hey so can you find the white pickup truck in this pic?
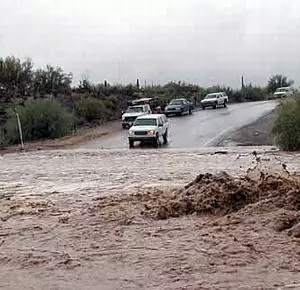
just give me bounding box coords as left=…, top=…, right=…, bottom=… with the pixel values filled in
left=273, top=87, right=294, bottom=99
left=200, top=92, right=229, bottom=110
left=128, top=114, right=168, bottom=148
left=121, top=104, right=152, bottom=129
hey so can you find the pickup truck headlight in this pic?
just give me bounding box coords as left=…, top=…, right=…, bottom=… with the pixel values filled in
left=129, top=130, right=134, bottom=136
left=147, top=130, right=155, bottom=136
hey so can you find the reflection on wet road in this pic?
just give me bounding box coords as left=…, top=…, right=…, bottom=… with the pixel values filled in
left=82, top=101, right=277, bottom=149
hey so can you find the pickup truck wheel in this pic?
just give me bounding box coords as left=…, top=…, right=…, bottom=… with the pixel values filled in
left=189, top=109, right=193, bottom=115
left=153, top=134, right=160, bottom=148
left=213, top=103, right=217, bottom=109
left=202, top=105, right=206, bottom=110
left=129, top=140, right=134, bottom=148
left=163, top=130, right=168, bottom=144
left=223, top=100, right=227, bottom=108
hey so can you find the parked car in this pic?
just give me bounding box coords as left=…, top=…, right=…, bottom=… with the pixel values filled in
left=273, top=87, right=294, bottom=99
left=128, top=114, right=168, bottom=148
left=201, top=92, right=228, bottom=109
left=121, top=104, right=152, bottom=129
left=164, top=98, right=193, bottom=117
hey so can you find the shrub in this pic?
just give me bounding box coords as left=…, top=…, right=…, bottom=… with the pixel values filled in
left=5, top=98, right=74, bottom=144
left=271, top=96, right=300, bottom=151
left=242, top=85, right=266, bottom=102
left=75, top=97, right=110, bottom=123
left=0, top=127, right=7, bottom=146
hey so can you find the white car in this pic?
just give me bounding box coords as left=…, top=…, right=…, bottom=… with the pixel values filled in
left=122, top=104, right=152, bottom=129
left=128, top=114, right=168, bottom=148
left=201, top=92, right=229, bottom=109
left=273, top=87, right=294, bottom=99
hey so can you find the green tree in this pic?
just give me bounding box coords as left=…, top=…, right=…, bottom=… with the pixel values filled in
left=267, top=74, right=294, bottom=93
left=0, top=56, right=34, bottom=97
left=34, top=65, right=72, bottom=97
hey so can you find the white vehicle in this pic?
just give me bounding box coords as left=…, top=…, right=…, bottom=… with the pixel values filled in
left=273, top=87, right=294, bottom=99
left=201, top=92, right=229, bottom=110
left=128, top=114, right=168, bottom=148
left=122, top=104, right=151, bottom=129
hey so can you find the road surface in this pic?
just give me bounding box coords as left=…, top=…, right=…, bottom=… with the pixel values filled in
left=82, top=101, right=277, bottom=149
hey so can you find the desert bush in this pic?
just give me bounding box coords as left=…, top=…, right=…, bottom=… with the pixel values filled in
left=0, top=127, right=7, bottom=146
left=5, top=98, right=74, bottom=144
left=242, top=84, right=266, bottom=102
left=75, top=97, right=111, bottom=123
left=271, top=96, right=300, bottom=151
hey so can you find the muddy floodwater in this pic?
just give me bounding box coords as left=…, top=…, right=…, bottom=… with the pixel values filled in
left=1, top=147, right=300, bottom=290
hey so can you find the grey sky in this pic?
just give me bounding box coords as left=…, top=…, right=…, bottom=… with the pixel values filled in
left=1, top=0, right=300, bottom=87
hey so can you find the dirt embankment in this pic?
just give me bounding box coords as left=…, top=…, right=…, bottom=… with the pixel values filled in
left=219, top=110, right=276, bottom=147
left=1, top=151, right=300, bottom=289
left=0, top=120, right=122, bottom=154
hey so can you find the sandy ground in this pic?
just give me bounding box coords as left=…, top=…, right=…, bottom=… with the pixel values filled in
left=0, top=120, right=122, bottom=154
left=218, top=111, right=276, bottom=147
left=1, top=148, right=300, bottom=289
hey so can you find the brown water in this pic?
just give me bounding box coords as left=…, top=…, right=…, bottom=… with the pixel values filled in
left=1, top=148, right=300, bottom=289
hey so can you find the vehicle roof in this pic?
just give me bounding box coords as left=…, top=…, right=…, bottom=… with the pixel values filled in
left=129, top=104, right=147, bottom=107
left=136, top=114, right=165, bottom=119
left=170, top=98, right=186, bottom=101
left=129, top=98, right=156, bottom=105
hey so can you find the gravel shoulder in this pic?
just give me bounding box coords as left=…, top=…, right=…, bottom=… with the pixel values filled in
left=218, top=110, right=276, bottom=147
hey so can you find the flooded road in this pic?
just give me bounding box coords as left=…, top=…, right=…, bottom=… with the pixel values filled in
left=1, top=148, right=300, bottom=289
left=82, top=101, right=277, bottom=149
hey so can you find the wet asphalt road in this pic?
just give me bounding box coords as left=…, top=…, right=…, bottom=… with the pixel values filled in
left=82, top=101, right=277, bottom=149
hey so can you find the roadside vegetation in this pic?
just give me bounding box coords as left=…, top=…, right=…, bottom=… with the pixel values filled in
left=271, top=95, right=300, bottom=151
left=0, top=55, right=298, bottom=149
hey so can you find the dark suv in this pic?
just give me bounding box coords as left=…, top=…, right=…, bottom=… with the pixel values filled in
left=164, top=98, right=193, bottom=117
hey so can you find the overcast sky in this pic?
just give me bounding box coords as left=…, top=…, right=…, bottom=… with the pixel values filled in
left=1, top=0, right=300, bottom=87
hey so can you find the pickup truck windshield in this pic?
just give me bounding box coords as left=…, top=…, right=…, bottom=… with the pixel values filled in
left=126, top=106, right=144, bottom=113
left=276, top=88, right=289, bottom=93
left=205, top=94, right=217, bottom=99
left=134, top=118, right=157, bottom=126
left=170, top=100, right=183, bottom=105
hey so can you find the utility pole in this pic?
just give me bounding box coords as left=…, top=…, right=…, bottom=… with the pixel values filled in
left=136, top=78, right=140, bottom=90
left=241, top=75, right=245, bottom=89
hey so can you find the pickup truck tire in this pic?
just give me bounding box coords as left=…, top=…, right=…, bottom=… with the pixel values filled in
left=153, top=134, right=160, bottom=148
left=202, top=105, right=206, bottom=110
left=163, top=130, right=168, bottom=144
left=129, top=140, right=134, bottom=148
left=189, top=108, right=193, bottom=115
left=223, top=100, right=227, bottom=108
left=213, top=102, right=217, bottom=109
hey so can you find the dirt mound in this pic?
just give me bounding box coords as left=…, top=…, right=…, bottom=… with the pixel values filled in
left=143, top=171, right=300, bottom=220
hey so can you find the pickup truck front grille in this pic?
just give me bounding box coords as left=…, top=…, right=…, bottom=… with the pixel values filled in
left=135, top=131, right=148, bottom=136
